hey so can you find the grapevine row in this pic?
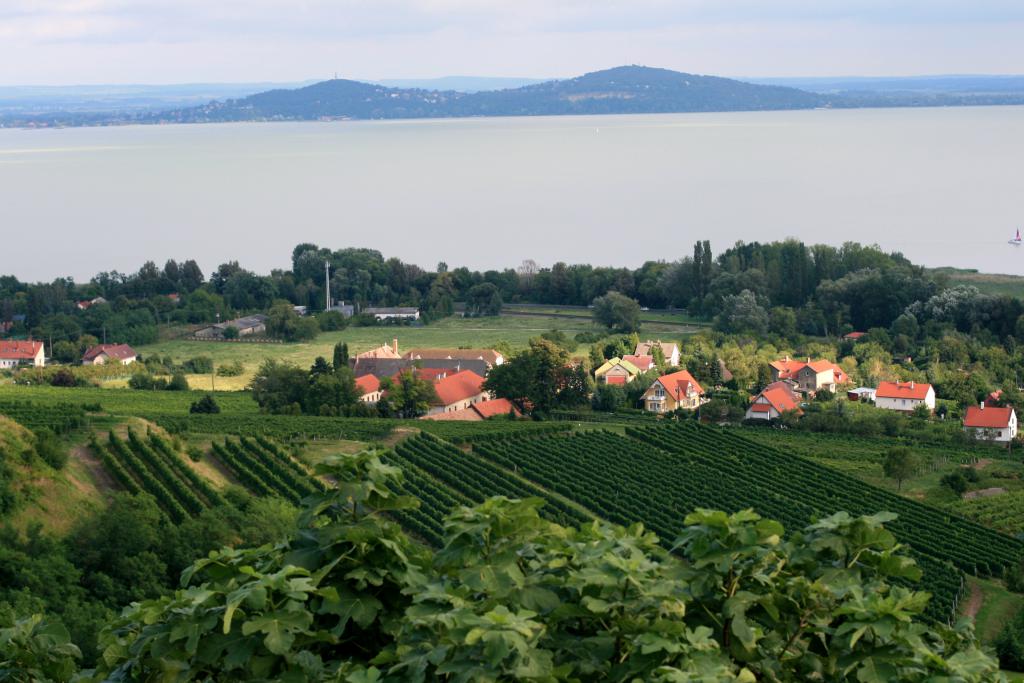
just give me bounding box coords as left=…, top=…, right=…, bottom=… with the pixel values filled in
left=106, top=431, right=188, bottom=523
left=148, top=432, right=227, bottom=507
left=125, top=429, right=206, bottom=515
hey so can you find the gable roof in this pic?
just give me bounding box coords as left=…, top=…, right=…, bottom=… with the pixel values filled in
left=355, top=374, right=381, bottom=395
left=964, top=405, right=1014, bottom=429
left=753, top=382, right=802, bottom=415
left=0, top=340, right=43, bottom=360
left=622, top=354, right=656, bottom=372
left=843, top=331, right=867, bottom=340
left=472, top=398, right=521, bottom=419
left=771, top=356, right=847, bottom=384
left=432, top=370, right=486, bottom=406
left=876, top=381, right=933, bottom=401
left=654, top=369, right=704, bottom=399
left=350, top=357, right=490, bottom=380
left=635, top=340, right=679, bottom=357
left=354, top=341, right=401, bottom=360
left=404, top=348, right=503, bottom=366
left=82, top=343, right=136, bottom=361
left=595, top=357, right=641, bottom=377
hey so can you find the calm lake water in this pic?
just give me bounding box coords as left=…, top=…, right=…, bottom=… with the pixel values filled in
left=1, top=106, right=1023, bottom=281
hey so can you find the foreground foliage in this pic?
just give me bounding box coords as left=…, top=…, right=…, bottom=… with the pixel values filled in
left=0, top=448, right=1002, bottom=681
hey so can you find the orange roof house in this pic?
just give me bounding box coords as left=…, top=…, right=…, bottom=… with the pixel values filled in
left=427, top=369, right=489, bottom=415
left=641, top=369, right=705, bottom=413
left=420, top=397, right=522, bottom=421
left=355, top=374, right=383, bottom=403
left=746, top=381, right=802, bottom=421
left=82, top=343, right=137, bottom=366
left=0, top=340, right=45, bottom=368
left=769, top=356, right=847, bottom=395
left=874, top=381, right=936, bottom=412
left=963, top=405, right=1017, bottom=442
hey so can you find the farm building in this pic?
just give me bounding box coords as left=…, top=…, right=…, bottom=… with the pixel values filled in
left=82, top=343, right=137, bottom=366
left=194, top=314, right=268, bottom=339
left=403, top=347, right=504, bottom=367
left=355, top=374, right=383, bottom=404
left=847, top=387, right=877, bottom=402
left=641, top=369, right=705, bottom=413
left=350, top=357, right=491, bottom=379
left=0, top=340, right=45, bottom=368
left=420, top=397, right=521, bottom=421
left=746, top=382, right=802, bottom=421
left=426, top=369, right=489, bottom=415
left=634, top=340, right=680, bottom=367
left=963, top=405, right=1017, bottom=443
left=363, top=307, right=420, bottom=322
left=769, top=356, right=847, bottom=395
left=875, top=381, right=935, bottom=413
left=594, top=357, right=641, bottom=385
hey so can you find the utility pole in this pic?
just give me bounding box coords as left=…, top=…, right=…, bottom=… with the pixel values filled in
left=324, top=261, right=331, bottom=312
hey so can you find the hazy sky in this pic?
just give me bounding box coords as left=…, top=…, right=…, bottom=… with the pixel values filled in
left=2, top=1, right=1024, bottom=85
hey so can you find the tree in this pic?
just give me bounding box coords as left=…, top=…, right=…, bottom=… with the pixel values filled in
left=484, top=339, right=585, bottom=414
left=332, top=342, right=349, bottom=371
left=189, top=394, right=220, bottom=414
left=51, top=340, right=79, bottom=364
left=267, top=301, right=320, bottom=342
left=465, top=283, right=503, bottom=317
left=715, top=289, right=768, bottom=335
left=250, top=360, right=309, bottom=414
left=166, top=372, right=190, bottom=391
left=305, top=368, right=360, bottom=416
left=941, top=471, right=969, bottom=497
left=592, top=383, right=626, bottom=412
left=592, top=291, right=642, bottom=333
left=379, top=370, right=438, bottom=418
left=883, top=447, right=918, bottom=491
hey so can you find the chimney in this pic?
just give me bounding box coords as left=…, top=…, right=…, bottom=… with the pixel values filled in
left=393, top=338, right=399, bottom=355
left=910, top=381, right=914, bottom=389
left=980, top=402, right=985, bottom=410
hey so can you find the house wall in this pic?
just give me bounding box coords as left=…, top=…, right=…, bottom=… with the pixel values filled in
left=601, top=366, right=633, bottom=384
left=876, top=391, right=935, bottom=412
left=426, top=391, right=489, bottom=415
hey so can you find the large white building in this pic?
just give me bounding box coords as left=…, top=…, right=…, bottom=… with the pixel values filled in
left=874, top=381, right=935, bottom=413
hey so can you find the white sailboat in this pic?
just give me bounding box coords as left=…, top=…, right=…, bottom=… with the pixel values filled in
left=1010, top=228, right=1022, bottom=246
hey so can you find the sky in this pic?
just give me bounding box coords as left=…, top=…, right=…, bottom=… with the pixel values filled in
left=2, top=1, right=1024, bottom=85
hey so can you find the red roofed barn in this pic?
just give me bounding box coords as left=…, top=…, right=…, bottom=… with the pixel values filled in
left=82, top=343, right=137, bottom=366
left=0, top=340, right=45, bottom=369
left=963, top=405, right=1017, bottom=442
left=641, top=369, right=705, bottom=413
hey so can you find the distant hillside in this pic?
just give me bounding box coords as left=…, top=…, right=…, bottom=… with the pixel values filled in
left=929, top=267, right=1024, bottom=299
left=152, top=65, right=826, bottom=123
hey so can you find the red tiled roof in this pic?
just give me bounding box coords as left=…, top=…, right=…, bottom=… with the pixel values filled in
left=750, top=403, right=773, bottom=413
left=355, top=374, right=381, bottom=395
left=623, top=354, right=656, bottom=372
left=404, top=348, right=502, bottom=366
left=876, top=381, right=932, bottom=401
left=964, top=405, right=1014, bottom=429
left=82, top=343, right=136, bottom=361
left=432, top=370, right=486, bottom=406
left=472, top=398, right=521, bottom=419
left=656, top=369, right=704, bottom=400
left=844, top=331, right=866, bottom=340
left=772, top=357, right=846, bottom=384
left=757, top=385, right=802, bottom=414
left=0, top=340, right=43, bottom=360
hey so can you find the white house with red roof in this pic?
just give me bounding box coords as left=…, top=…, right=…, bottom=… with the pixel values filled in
left=746, top=381, right=802, bottom=421
left=0, top=340, right=45, bottom=369
left=82, top=343, right=137, bottom=366
left=769, top=356, right=848, bottom=395
left=355, top=374, right=383, bottom=404
left=963, top=405, right=1017, bottom=442
left=641, top=369, right=705, bottom=413
left=426, top=369, right=490, bottom=415
left=420, top=397, right=521, bottom=422
left=622, top=354, right=656, bottom=373
left=875, top=381, right=935, bottom=413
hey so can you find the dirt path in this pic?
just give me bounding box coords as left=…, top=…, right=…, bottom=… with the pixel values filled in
left=971, top=458, right=993, bottom=470
left=963, top=580, right=984, bottom=620
left=71, top=444, right=119, bottom=494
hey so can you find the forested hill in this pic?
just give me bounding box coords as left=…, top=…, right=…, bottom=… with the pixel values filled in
left=152, top=66, right=826, bottom=123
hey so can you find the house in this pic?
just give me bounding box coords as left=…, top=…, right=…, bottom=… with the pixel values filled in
left=327, top=301, right=356, bottom=317
left=595, top=357, right=641, bottom=385
left=0, top=340, right=45, bottom=368
left=847, top=387, right=877, bottom=402
left=355, top=374, right=383, bottom=404
left=76, top=296, right=107, bottom=311
left=843, top=331, right=867, bottom=341
left=354, top=339, right=402, bottom=360
left=82, top=343, right=137, bottom=366
left=746, top=382, right=802, bottom=421
left=420, top=398, right=522, bottom=422
left=194, top=314, right=268, bottom=339
left=634, top=340, right=680, bottom=367
left=622, top=354, right=656, bottom=373
left=769, top=356, right=848, bottom=395
left=364, top=307, right=420, bottom=322
left=349, top=357, right=491, bottom=380
left=875, top=381, right=935, bottom=413
left=642, top=369, right=705, bottom=413
left=403, top=348, right=504, bottom=367
left=427, top=370, right=489, bottom=415
left=963, top=405, right=1017, bottom=443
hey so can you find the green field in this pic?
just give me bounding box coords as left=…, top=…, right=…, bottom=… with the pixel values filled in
left=501, top=305, right=709, bottom=327
left=930, top=267, right=1024, bottom=299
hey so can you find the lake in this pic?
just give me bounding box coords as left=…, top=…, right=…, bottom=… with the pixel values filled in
left=1, top=106, right=1022, bottom=281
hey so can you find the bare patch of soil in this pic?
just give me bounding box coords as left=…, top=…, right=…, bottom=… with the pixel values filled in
left=964, top=486, right=1006, bottom=500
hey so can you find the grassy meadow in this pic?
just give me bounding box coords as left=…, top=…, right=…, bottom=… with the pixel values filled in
left=930, top=267, right=1024, bottom=299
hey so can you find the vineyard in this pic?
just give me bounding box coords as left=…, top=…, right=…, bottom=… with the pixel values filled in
left=0, top=385, right=256, bottom=416
left=948, top=491, right=1024, bottom=535
left=0, top=400, right=87, bottom=435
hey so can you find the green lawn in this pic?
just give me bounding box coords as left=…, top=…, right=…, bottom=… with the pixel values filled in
left=970, top=577, right=1024, bottom=644
left=501, top=305, right=709, bottom=327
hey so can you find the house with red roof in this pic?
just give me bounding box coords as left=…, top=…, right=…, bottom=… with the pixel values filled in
left=634, top=340, right=680, bottom=367
left=622, top=354, right=656, bottom=373
left=420, top=397, right=521, bottom=422
left=746, top=382, right=802, bottom=421
left=0, top=340, right=45, bottom=369
left=355, top=374, right=383, bottom=404
left=403, top=347, right=504, bottom=367
left=82, top=343, right=137, bottom=366
left=769, top=356, right=848, bottom=395
left=641, top=369, right=705, bottom=413
left=426, top=369, right=489, bottom=415
left=963, top=404, right=1017, bottom=442
left=875, top=381, right=935, bottom=413
left=843, top=331, right=867, bottom=341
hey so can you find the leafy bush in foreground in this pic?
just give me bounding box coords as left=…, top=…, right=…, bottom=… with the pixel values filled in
left=0, top=450, right=1002, bottom=681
